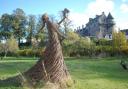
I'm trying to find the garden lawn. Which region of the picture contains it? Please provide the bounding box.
[0,57,128,89]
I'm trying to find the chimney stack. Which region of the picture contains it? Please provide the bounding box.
[82,25,84,29]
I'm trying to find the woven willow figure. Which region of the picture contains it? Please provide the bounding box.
[23,8,72,88]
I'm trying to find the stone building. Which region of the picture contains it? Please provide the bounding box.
[76,12,115,39]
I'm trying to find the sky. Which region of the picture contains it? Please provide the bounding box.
[0,0,128,29]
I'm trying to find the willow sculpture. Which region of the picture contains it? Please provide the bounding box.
[23,8,72,88]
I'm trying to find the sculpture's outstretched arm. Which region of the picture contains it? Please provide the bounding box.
[58,17,66,25]
[58,8,69,25]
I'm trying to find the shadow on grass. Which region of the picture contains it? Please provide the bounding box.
[0,76,21,88]
[0,60,36,88]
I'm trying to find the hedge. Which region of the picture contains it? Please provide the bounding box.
[16,48,45,57]
[1,46,128,57]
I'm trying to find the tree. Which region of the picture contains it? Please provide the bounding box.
[11,8,27,47]
[0,42,9,58]
[7,36,19,53]
[118,31,127,47]
[62,31,95,57]
[0,36,19,58]
[27,15,36,46]
[112,30,127,55]
[0,13,12,40]
[62,31,80,56]
[34,15,47,48]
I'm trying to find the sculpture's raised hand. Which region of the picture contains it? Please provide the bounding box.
[63,8,70,18]
[58,8,70,25]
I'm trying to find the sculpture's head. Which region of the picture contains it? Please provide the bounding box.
[42,13,49,23]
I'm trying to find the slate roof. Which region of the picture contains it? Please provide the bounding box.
[107,13,114,19]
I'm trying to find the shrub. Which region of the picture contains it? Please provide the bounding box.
[94,46,113,56]
[120,46,128,56]
[17,48,45,57]
[0,36,19,57]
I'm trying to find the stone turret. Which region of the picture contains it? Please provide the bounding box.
[107,13,114,19]
[107,13,114,25]
[106,12,115,34]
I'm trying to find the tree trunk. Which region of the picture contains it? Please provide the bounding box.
[4,50,8,58]
[18,37,20,48]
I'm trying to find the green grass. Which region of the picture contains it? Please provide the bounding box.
[0,57,128,89]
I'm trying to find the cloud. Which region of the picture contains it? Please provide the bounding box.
[119,1,128,29]
[122,0,127,2]
[69,0,115,29]
[69,0,128,30]
[86,0,114,16]
[120,3,128,13]
[117,21,128,30]
[69,12,89,29]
